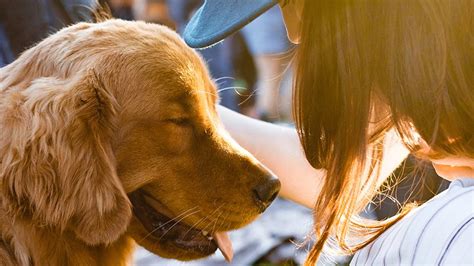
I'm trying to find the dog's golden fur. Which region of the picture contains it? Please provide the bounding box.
[0,19,277,265]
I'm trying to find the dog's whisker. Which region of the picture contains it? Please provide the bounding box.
[198,211,219,239]
[153,206,200,231]
[238,88,259,106]
[152,210,201,243]
[193,85,250,98]
[182,204,225,238]
[215,78,236,88]
[214,76,235,83]
[217,86,247,94]
[158,209,202,241]
[216,212,230,234]
[206,210,224,249]
[140,207,200,242]
[182,215,208,238]
[202,210,223,237]
[141,208,200,242]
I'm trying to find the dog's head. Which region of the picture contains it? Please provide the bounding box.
[0,20,280,261]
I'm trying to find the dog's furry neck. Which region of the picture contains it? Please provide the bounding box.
[0,206,135,265]
[0,20,140,265]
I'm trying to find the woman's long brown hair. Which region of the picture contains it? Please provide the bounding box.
[293,0,473,264]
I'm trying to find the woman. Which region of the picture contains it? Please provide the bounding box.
[184,0,473,264]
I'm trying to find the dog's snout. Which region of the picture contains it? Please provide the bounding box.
[253,176,281,212]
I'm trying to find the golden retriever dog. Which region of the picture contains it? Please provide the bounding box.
[0,19,280,265]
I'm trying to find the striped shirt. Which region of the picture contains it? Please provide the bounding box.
[351,178,474,265]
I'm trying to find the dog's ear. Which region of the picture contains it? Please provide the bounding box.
[0,70,131,245]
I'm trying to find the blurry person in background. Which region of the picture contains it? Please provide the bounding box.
[0,0,97,63]
[241,6,293,122]
[167,0,239,111]
[0,24,13,67]
[107,0,134,20]
[133,0,175,29]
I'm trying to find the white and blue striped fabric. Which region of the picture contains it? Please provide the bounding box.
[352,178,474,265]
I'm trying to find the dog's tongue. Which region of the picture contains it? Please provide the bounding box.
[213,232,233,262]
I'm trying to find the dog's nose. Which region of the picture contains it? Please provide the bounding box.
[253,176,281,212]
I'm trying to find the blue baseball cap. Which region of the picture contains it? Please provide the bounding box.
[183,0,279,48]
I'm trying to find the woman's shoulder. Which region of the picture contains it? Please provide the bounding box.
[351,178,474,265]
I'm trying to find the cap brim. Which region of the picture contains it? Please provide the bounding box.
[184,0,279,49]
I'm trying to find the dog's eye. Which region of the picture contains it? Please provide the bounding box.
[166,118,191,127]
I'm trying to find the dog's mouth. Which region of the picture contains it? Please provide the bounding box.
[128,190,233,262]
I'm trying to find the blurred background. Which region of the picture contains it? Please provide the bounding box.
[0,0,448,265]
